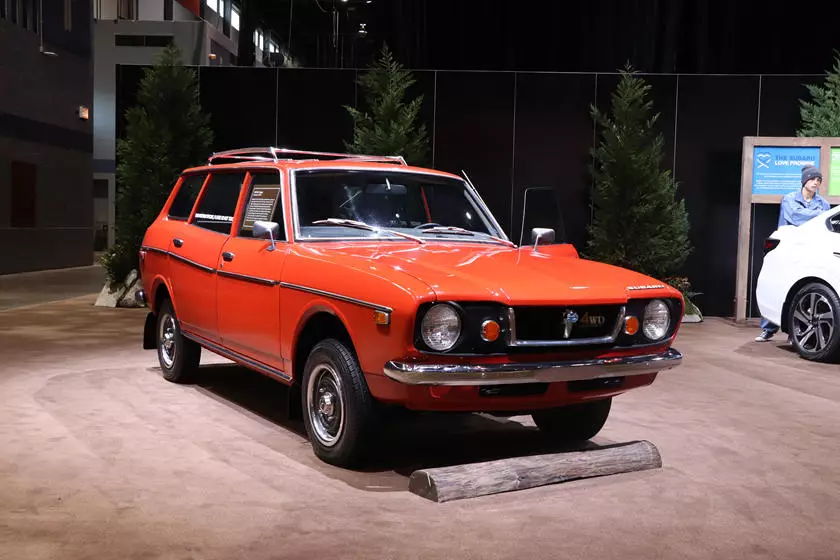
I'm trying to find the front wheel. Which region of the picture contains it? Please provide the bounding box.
[788,282,840,363]
[531,398,612,443]
[301,339,378,468]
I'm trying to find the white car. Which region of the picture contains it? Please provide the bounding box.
[756,205,840,362]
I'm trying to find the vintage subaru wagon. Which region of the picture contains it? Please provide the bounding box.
[137,147,684,467]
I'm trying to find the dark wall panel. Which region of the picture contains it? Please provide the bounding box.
[675,75,760,317]
[199,67,278,151]
[433,72,516,235]
[748,203,782,318]
[758,76,821,137]
[594,73,679,172]
[348,68,437,165]
[276,69,356,153]
[590,73,679,261]
[511,73,596,248]
[407,70,436,167]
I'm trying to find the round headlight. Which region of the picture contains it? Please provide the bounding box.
[642,299,671,340]
[421,304,462,351]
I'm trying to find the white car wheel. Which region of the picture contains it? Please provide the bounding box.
[789,283,840,363]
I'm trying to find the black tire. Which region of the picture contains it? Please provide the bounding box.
[301,339,377,468]
[531,398,612,443]
[156,298,201,383]
[788,282,840,363]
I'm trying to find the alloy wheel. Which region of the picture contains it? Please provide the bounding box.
[792,292,835,353]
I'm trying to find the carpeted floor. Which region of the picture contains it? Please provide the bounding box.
[0,297,838,559]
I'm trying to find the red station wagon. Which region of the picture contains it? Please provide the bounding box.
[137,147,685,467]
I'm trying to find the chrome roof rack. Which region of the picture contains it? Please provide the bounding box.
[207,147,408,166]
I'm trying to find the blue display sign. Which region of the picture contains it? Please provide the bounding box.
[752,146,821,195]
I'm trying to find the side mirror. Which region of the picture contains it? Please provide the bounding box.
[253,220,280,252]
[531,227,555,252]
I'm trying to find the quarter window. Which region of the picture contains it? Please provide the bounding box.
[238,170,286,240]
[192,172,246,234]
[168,173,207,220]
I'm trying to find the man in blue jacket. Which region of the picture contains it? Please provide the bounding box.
[755,164,831,341]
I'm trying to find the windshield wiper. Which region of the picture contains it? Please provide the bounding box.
[312,218,425,244]
[420,226,475,236]
[421,226,516,247]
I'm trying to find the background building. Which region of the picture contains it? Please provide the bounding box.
[0,0,94,274]
[93,0,286,248]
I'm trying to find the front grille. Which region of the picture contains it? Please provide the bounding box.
[509,304,624,347]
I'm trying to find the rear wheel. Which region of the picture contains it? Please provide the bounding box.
[156,299,201,383]
[531,398,612,443]
[788,282,840,363]
[301,339,377,468]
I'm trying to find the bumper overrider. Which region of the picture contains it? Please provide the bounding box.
[383,347,682,386]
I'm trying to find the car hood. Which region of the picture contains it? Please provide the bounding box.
[313,242,676,305]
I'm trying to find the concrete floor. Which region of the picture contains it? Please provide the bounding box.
[1,291,839,559]
[0,265,105,311]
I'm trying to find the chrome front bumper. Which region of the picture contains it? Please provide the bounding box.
[383,347,683,386]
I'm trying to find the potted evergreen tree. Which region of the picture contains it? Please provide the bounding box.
[798,51,840,137]
[586,65,698,321]
[97,45,213,307]
[344,45,430,165]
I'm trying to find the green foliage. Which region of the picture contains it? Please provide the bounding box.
[586,65,692,281]
[664,275,702,315]
[101,45,213,285]
[344,45,430,164]
[798,52,840,137]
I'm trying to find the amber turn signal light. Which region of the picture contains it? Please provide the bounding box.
[624,315,639,335]
[373,310,391,326]
[481,319,501,342]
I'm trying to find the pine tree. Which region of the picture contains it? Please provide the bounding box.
[798,52,840,137]
[101,45,213,285]
[586,65,692,281]
[344,45,429,164]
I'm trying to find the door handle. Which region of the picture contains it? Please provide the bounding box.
[222,251,235,262]
[173,238,184,248]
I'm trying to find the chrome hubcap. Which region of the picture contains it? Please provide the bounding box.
[792,292,835,353]
[307,365,344,447]
[319,393,335,417]
[159,313,177,368]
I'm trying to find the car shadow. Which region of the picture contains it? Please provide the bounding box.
[189,362,307,437]
[181,362,621,492]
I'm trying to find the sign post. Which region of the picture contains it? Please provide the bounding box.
[735,136,840,323]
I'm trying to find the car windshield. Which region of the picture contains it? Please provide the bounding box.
[293,169,506,242]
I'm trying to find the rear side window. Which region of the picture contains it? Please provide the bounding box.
[168,173,207,219]
[192,172,247,234]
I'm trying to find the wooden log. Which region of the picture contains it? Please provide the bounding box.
[408,440,662,503]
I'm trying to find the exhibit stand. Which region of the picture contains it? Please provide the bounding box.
[735,136,840,323]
